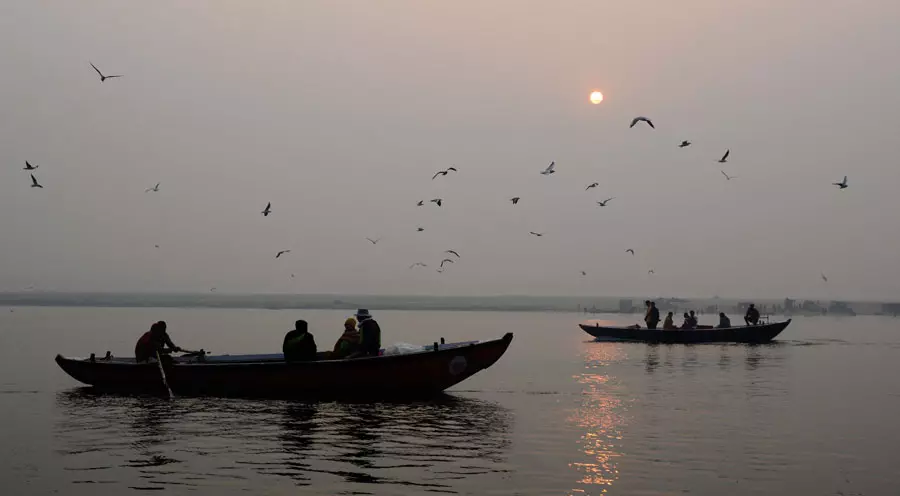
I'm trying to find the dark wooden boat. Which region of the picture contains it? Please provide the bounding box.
[579,320,790,344]
[55,333,513,399]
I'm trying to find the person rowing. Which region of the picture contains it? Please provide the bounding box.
[135,321,182,363]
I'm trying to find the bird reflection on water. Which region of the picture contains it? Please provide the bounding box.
[568,345,627,494]
[55,390,512,492]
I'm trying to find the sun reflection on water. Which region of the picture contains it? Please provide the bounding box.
[568,344,627,495]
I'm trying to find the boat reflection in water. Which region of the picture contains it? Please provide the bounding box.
[568,344,627,495]
[55,389,512,492]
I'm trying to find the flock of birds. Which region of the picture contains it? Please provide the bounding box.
[18,63,853,287]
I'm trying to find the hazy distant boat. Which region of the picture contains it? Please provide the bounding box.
[55,333,513,398]
[579,320,790,344]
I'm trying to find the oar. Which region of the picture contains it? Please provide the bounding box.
[155,351,174,399]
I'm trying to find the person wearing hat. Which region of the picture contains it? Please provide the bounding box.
[283,319,317,362]
[331,317,361,359]
[351,309,381,357]
[135,321,182,363]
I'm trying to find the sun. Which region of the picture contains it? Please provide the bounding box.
[589,91,604,104]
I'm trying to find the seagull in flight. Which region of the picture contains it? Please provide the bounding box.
[510,197,520,205]
[261,202,272,216]
[440,258,455,268]
[430,198,443,207]
[720,171,737,181]
[210,287,217,292]
[409,262,428,269]
[529,231,544,237]
[585,182,599,191]
[833,176,848,189]
[648,269,655,275]
[30,174,43,188]
[581,271,587,276]
[718,149,730,163]
[145,182,160,192]
[23,161,38,170]
[416,200,424,206]
[154,244,160,249]
[596,198,615,207]
[630,116,654,129]
[437,268,444,274]
[821,273,828,282]
[90,62,123,82]
[432,167,458,180]
[275,250,291,258]
[416,227,425,232]
[366,237,381,245]
[678,141,691,148]
[445,250,460,258]
[626,249,635,255]
[540,161,556,175]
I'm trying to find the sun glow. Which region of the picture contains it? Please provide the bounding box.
[589,91,604,104]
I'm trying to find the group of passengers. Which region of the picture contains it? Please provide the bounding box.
[134,309,383,363]
[642,301,762,330]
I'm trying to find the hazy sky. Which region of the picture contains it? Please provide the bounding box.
[2,1,899,300]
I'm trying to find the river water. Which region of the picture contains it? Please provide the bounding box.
[1,307,898,495]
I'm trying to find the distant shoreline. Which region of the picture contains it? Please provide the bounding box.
[1,292,897,316]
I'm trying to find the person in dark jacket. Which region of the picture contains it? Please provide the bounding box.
[332,317,361,359]
[283,319,317,362]
[717,312,732,328]
[352,309,381,357]
[645,302,660,329]
[135,321,181,362]
[744,304,760,326]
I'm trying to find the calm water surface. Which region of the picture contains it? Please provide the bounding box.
[1,307,899,495]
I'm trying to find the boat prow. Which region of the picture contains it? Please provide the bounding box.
[56,333,514,399]
[579,320,790,344]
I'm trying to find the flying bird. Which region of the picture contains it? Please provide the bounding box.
[409,262,427,269]
[90,62,123,82]
[648,269,655,275]
[145,182,160,192]
[366,237,381,245]
[821,273,828,282]
[630,116,654,129]
[30,174,42,188]
[416,227,425,232]
[437,268,444,274]
[440,258,455,268]
[720,171,737,181]
[432,167,458,180]
[445,250,460,258]
[626,249,635,255]
[678,141,691,148]
[581,271,587,276]
[291,274,295,278]
[540,161,556,175]
[529,231,544,237]
[261,202,272,216]
[430,198,442,207]
[596,198,615,207]
[210,287,217,292]
[416,200,424,206]
[275,250,291,258]
[585,182,599,191]
[154,244,160,249]
[510,197,520,205]
[23,161,38,170]
[833,176,848,189]
[718,149,730,163]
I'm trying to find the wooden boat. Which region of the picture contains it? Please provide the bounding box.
[55,333,513,399]
[579,320,790,344]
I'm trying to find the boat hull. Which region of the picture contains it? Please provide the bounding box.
[579,320,790,344]
[56,333,513,399]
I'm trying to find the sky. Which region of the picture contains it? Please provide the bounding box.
[1,1,899,300]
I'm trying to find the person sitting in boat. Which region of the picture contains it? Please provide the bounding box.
[680,312,691,329]
[744,304,760,326]
[349,309,381,357]
[645,301,660,330]
[689,310,698,328]
[663,312,677,330]
[283,319,317,362]
[717,312,732,328]
[135,321,182,362]
[331,317,361,359]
